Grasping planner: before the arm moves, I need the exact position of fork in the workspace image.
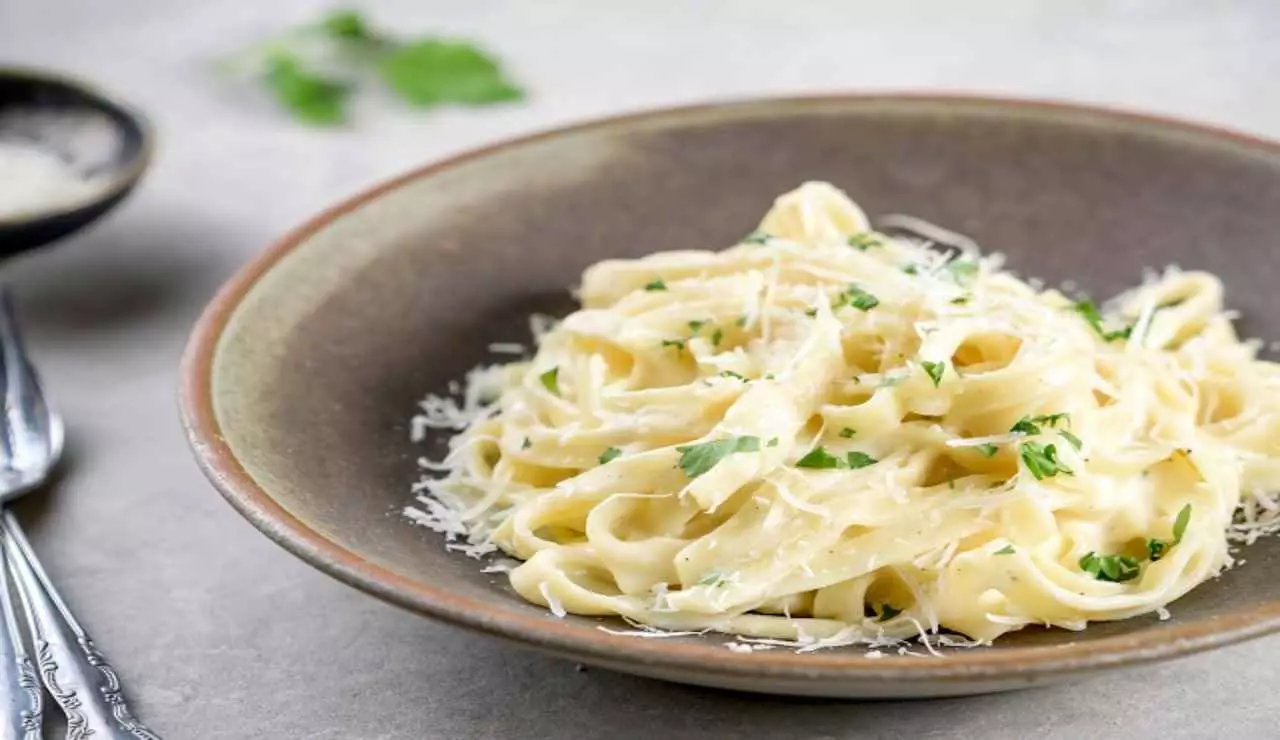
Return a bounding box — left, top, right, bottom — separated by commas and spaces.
0, 288, 159, 739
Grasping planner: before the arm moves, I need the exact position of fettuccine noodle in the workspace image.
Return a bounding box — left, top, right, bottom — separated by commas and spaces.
409, 182, 1280, 647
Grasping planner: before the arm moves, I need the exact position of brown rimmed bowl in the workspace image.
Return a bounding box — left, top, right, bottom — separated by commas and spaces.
180, 95, 1280, 698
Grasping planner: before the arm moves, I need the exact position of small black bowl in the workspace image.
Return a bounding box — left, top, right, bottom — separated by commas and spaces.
0, 67, 153, 257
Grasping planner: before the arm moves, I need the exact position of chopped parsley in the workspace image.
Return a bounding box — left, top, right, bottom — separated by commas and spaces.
1019, 441, 1072, 480
539, 367, 560, 394
922, 360, 946, 387
521, 437, 532, 450
796, 447, 846, 469
878, 374, 905, 388
676, 436, 762, 478
764, 373, 776, 380
742, 230, 772, 245
944, 259, 980, 285
766, 437, 779, 447
976, 443, 999, 458
661, 339, 686, 352
846, 451, 878, 469
902, 264, 920, 276
1010, 413, 1070, 436
876, 604, 902, 622
1148, 504, 1192, 561
950, 294, 971, 306
598, 447, 623, 465
1079, 552, 1141, 583
995, 544, 1016, 555
804, 308, 818, 317
839, 427, 856, 439
735, 316, 748, 328
843, 284, 880, 311
847, 232, 882, 251
718, 370, 747, 381
1074, 299, 1133, 342
711, 329, 724, 347
1060, 430, 1083, 451
688, 319, 707, 333
643, 279, 667, 291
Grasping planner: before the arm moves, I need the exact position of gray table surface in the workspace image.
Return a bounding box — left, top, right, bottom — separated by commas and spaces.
3, 1, 1279, 738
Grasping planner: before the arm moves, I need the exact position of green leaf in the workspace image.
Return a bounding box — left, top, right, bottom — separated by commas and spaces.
847, 232, 882, 251
1146, 538, 1170, 561
945, 259, 979, 285
995, 544, 1016, 555
379, 39, 523, 107
661, 339, 686, 352
796, 447, 846, 469
539, 367, 559, 394
676, 436, 761, 478
843, 284, 880, 311
902, 264, 920, 275
1079, 552, 1141, 582
643, 279, 667, 291
1010, 416, 1041, 436
1060, 430, 1083, 451
264, 54, 349, 125
846, 451, 878, 469
1173, 503, 1192, 544
1074, 299, 1132, 343
711, 329, 724, 347
1019, 441, 1072, 480
321, 9, 373, 40
718, 370, 747, 381
803, 308, 818, 317
950, 295, 971, 306
521, 437, 532, 450
922, 360, 946, 387
598, 447, 622, 465
876, 604, 902, 622
697, 571, 729, 587
839, 427, 856, 439
688, 319, 707, 333
742, 230, 772, 245
976, 443, 999, 458
766, 437, 779, 447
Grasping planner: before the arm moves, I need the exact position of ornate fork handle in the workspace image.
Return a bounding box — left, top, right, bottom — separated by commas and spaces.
0, 524, 41, 740
1, 510, 160, 739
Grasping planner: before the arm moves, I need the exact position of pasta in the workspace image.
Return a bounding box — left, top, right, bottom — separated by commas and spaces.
408, 182, 1280, 648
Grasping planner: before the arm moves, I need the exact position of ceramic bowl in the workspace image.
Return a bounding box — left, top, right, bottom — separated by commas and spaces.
0, 67, 152, 255
180, 96, 1280, 697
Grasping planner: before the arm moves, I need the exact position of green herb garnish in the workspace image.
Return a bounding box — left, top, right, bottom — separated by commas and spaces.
1010, 413, 1070, 436
976, 443, 999, 458
995, 544, 1016, 555
804, 308, 818, 317
598, 447, 623, 465
902, 264, 920, 275
1079, 552, 1141, 582
688, 319, 707, 333
944, 259, 979, 285
1074, 299, 1133, 342
719, 370, 747, 381
711, 329, 724, 347
643, 279, 667, 291
742, 230, 772, 245
796, 447, 846, 469
521, 437, 532, 450
839, 427, 856, 439
847, 232, 882, 251
922, 360, 946, 387
1173, 503, 1192, 543
843, 284, 880, 311
876, 604, 902, 622
1019, 441, 1072, 480
1060, 430, 1083, 451
697, 572, 729, 588
676, 436, 762, 478
379, 39, 523, 107
846, 451, 878, 469
767, 437, 779, 447
263, 54, 350, 125
539, 367, 560, 395
661, 339, 686, 352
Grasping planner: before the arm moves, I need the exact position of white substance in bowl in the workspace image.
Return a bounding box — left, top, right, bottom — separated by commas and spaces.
0, 142, 108, 219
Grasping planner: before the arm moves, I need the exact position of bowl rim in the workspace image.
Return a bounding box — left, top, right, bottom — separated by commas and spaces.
0, 65, 155, 227
179, 92, 1280, 684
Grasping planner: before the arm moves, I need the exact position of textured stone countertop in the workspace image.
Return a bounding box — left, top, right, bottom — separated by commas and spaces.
2, 1, 1277, 737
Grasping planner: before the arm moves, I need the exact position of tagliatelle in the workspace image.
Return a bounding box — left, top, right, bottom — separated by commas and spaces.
408, 182, 1280, 647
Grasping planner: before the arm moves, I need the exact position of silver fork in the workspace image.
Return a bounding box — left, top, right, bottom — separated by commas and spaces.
0, 288, 159, 740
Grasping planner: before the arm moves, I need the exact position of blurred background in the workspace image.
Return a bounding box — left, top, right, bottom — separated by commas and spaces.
1, 1, 1277, 738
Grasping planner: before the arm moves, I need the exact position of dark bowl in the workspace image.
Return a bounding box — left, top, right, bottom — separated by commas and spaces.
0, 67, 152, 256
180, 95, 1280, 697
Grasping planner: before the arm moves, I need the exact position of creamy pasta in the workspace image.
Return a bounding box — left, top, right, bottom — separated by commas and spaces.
409, 182, 1280, 647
